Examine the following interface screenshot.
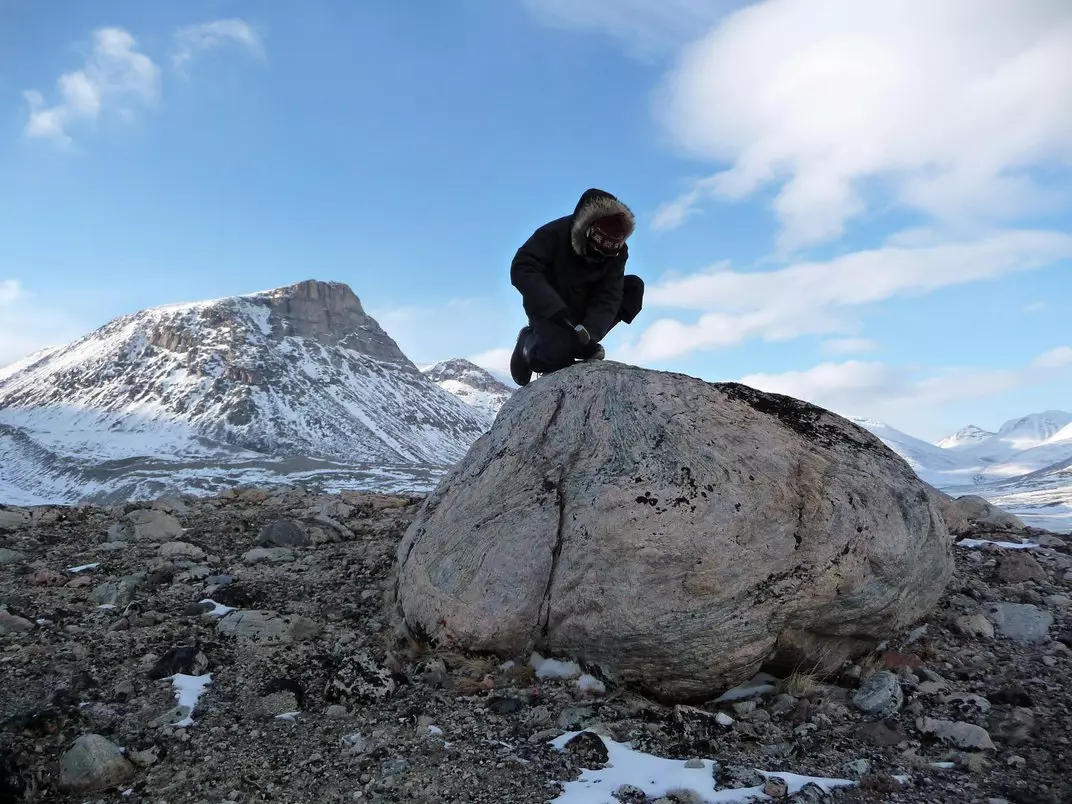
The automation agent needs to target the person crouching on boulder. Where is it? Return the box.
[508,188,644,387]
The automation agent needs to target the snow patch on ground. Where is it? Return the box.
[169,673,212,727]
[531,652,581,680]
[956,539,1040,550]
[549,732,855,803]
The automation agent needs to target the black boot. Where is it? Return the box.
[510,326,533,387]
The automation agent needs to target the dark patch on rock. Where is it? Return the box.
[264,676,306,709]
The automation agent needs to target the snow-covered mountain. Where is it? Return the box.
[0,280,490,504]
[847,418,971,478]
[420,358,513,424]
[936,425,995,450]
[854,410,1072,532]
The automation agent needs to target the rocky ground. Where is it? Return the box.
[1,489,1070,804]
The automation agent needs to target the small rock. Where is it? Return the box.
[762,776,789,798]
[916,717,995,750]
[257,519,310,548]
[29,569,68,586]
[216,610,319,643]
[149,645,209,679]
[98,542,127,552]
[996,552,1047,584]
[205,574,236,587]
[89,575,141,608]
[684,758,705,769]
[985,602,1053,643]
[564,731,609,769]
[852,671,903,718]
[0,606,35,634]
[732,700,756,717]
[943,693,991,714]
[57,734,136,793]
[0,547,26,565]
[954,613,995,639]
[325,650,396,703]
[882,651,923,671]
[158,541,205,560]
[614,784,647,804]
[847,758,872,778]
[326,705,348,719]
[488,696,523,715]
[1044,594,1070,608]
[111,509,184,542]
[0,509,30,531]
[127,747,159,768]
[256,691,300,718]
[241,547,296,565]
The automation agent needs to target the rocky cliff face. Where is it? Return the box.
[0,280,489,504]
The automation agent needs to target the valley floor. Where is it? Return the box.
[1,490,1071,803]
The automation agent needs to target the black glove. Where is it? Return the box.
[573,324,591,346]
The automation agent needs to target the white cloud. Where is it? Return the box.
[0,281,84,368]
[654,0,1072,248]
[173,19,265,72]
[739,347,1072,425]
[522,0,734,57]
[23,27,159,146]
[623,229,1072,361]
[823,338,877,355]
[1022,300,1049,313]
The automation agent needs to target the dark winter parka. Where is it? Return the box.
[510,189,636,343]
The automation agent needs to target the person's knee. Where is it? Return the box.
[620,274,645,324]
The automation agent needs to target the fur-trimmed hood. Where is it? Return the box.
[570,188,636,256]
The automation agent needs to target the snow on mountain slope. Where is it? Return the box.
[951,410,1072,467]
[848,417,975,483]
[420,358,513,425]
[0,280,488,487]
[936,425,996,450]
[853,414,1072,532]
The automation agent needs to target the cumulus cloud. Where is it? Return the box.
[522,0,733,56]
[0,281,85,369]
[740,347,1072,425]
[655,0,1072,248]
[623,229,1072,361]
[23,27,159,145]
[172,19,265,72]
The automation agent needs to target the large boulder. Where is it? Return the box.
[392,363,952,702]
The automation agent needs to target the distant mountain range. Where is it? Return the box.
[851,412,1072,532]
[0,279,1066,532]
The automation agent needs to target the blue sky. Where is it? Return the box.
[1,0,1069,441]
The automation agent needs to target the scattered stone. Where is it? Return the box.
[882,651,923,671]
[763,776,789,798]
[563,731,609,769]
[28,568,67,587]
[325,650,395,703]
[985,602,1053,643]
[852,671,903,718]
[943,693,992,715]
[57,734,136,793]
[158,541,206,560]
[0,547,26,565]
[0,509,30,531]
[241,547,296,565]
[326,704,348,719]
[110,509,184,542]
[89,576,141,608]
[216,610,318,643]
[997,552,1047,584]
[0,606,35,634]
[954,613,995,639]
[148,645,209,679]
[917,717,995,750]
[257,519,310,548]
